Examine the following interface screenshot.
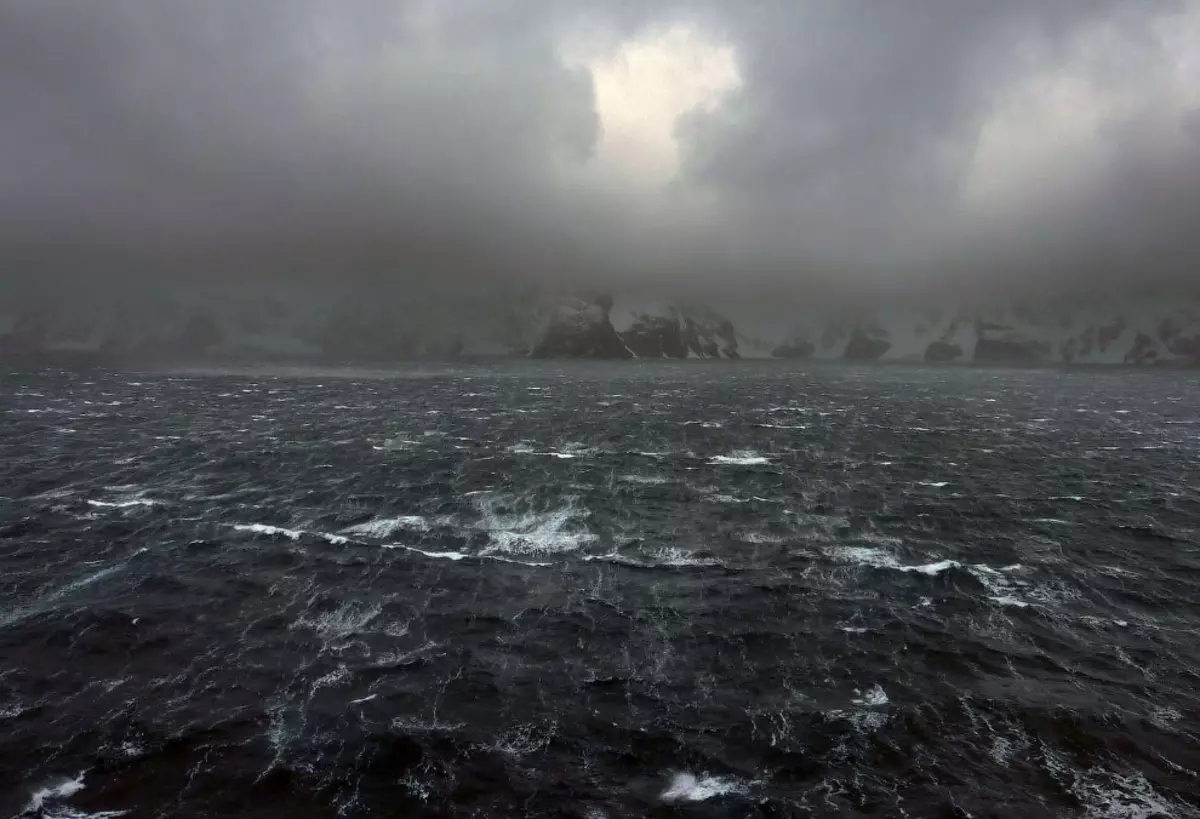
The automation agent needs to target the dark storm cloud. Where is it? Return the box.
[1,0,1197,299]
[0,0,610,284]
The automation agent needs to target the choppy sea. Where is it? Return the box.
[2,361,1199,818]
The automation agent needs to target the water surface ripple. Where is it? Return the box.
[2,362,1199,817]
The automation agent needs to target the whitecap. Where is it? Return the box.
[829,548,963,576]
[829,546,900,570]
[27,772,87,811]
[1042,751,1192,819]
[968,564,1033,608]
[343,516,430,538]
[383,545,468,561]
[230,523,349,545]
[484,556,553,567]
[739,531,786,544]
[231,523,304,540]
[87,498,159,509]
[293,601,382,639]
[900,559,960,576]
[705,493,748,504]
[618,474,669,486]
[709,451,770,466]
[660,772,743,803]
[918,481,950,488]
[311,664,351,694]
[475,496,596,556]
[24,771,128,818]
[852,684,889,707]
[376,436,419,450]
[584,547,721,570]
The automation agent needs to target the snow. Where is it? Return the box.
[2,284,1198,366]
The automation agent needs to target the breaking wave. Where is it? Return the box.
[3,363,1198,817]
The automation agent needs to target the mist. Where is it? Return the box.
[2,0,1199,305]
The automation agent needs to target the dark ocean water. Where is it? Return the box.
[2,362,1199,818]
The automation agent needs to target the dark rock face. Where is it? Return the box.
[1161,321,1200,358]
[843,327,891,361]
[617,307,739,359]
[1098,320,1126,351]
[530,297,632,359]
[924,340,963,363]
[974,337,1050,365]
[1125,332,1159,365]
[680,312,739,359]
[772,339,816,359]
[620,315,688,359]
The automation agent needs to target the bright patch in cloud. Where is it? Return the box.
[965,9,1200,217]
[565,24,740,188]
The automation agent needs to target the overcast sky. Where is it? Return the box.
[2,0,1199,300]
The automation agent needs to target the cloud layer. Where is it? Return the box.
[2,0,1198,300]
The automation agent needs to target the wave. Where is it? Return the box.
[851,684,890,707]
[229,523,351,545]
[828,548,1038,606]
[292,601,382,640]
[86,498,160,509]
[343,516,430,537]
[618,474,670,485]
[583,547,723,570]
[660,772,746,803]
[828,546,957,574]
[22,770,129,818]
[475,494,597,556]
[709,451,770,466]
[382,544,468,561]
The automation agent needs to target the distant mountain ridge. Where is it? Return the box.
[2,285,1198,367]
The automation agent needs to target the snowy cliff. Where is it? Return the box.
[2,285,1198,367]
[752,296,1200,366]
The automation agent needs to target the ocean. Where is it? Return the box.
[2,361,1198,818]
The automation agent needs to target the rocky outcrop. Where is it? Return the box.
[677,308,739,359]
[924,340,963,363]
[4,285,1200,366]
[529,296,632,359]
[972,318,1052,365]
[1124,332,1159,365]
[610,303,740,359]
[1159,315,1200,358]
[620,314,688,358]
[843,325,891,361]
